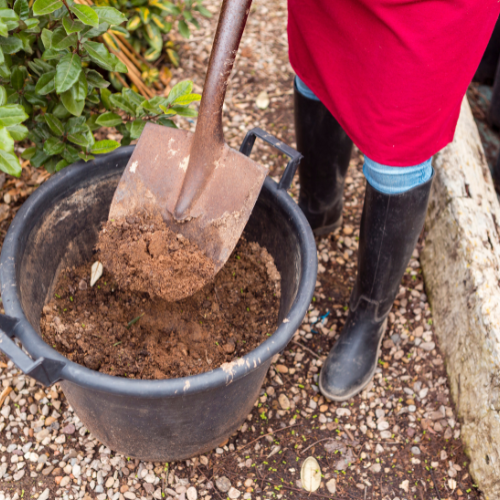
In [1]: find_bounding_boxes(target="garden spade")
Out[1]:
[108,0,267,298]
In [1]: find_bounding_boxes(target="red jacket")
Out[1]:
[288,0,500,166]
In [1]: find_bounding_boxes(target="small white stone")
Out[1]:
[186,487,197,500]
[228,487,241,499]
[38,489,50,500]
[90,261,104,287]
[145,473,156,484]
[326,478,336,494]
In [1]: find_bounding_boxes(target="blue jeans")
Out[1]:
[295,76,433,195]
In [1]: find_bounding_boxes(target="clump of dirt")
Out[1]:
[40,237,281,380]
[97,212,215,302]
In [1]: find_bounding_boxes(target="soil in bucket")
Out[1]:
[39,217,281,380]
[97,212,217,302]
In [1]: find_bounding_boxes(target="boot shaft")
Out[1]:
[350,172,434,319]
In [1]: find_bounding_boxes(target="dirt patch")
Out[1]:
[97,211,216,302]
[40,237,281,380]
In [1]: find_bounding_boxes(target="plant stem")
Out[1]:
[62,0,75,20]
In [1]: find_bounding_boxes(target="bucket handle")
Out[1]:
[0,315,65,387]
[239,127,303,191]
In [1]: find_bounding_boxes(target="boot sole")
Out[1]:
[319,319,388,402]
[313,215,343,237]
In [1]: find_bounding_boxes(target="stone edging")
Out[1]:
[421,97,500,500]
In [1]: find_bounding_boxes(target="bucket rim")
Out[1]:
[0,146,318,397]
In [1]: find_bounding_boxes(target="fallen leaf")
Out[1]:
[256,90,269,110]
[300,456,321,492]
[90,261,103,287]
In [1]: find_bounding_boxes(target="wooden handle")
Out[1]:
[174,0,253,219]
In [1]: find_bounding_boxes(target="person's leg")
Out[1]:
[294,76,353,235]
[319,158,433,401]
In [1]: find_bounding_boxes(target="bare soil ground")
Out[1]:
[0,0,487,499]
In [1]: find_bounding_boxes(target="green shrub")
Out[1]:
[120,0,212,64]
[0,0,200,177]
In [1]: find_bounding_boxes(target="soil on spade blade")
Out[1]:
[97,212,216,302]
[40,237,281,380]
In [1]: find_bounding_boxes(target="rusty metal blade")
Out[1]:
[109,123,268,273]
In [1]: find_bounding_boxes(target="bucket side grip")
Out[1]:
[0,315,65,386]
[239,127,303,191]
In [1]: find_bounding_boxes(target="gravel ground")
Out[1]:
[0,0,486,499]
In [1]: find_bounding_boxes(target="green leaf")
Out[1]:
[65,115,87,134]
[22,18,40,31]
[13,0,29,20]
[129,119,146,139]
[60,88,85,116]
[109,93,136,115]
[136,6,149,23]
[41,28,52,49]
[0,104,27,127]
[21,146,35,159]
[177,19,190,39]
[172,93,201,106]
[43,156,59,173]
[55,158,69,171]
[166,80,193,105]
[35,71,56,95]
[24,90,48,107]
[85,69,109,89]
[73,71,88,101]
[62,15,85,34]
[157,116,177,128]
[10,66,25,91]
[0,47,4,65]
[42,48,66,60]
[0,86,5,106]
[166,48,179,67]
[84,40,126,72]
[144,22,162,51]
[77,151,94,162]
[0,35,22,54]
[67,132,89,147]
[43,136,65,155]
[0,8,19,20]
[170,105,197,117]
[70,4,98,27]
[44,113,64,136]
[90,139,119,154]
[51,25,78,50]
[100,87,112,109]
[55,52,82,94]
[30,148,50,168]
[93,6,126,25]
[12,32,35,55]
[80,21,108,39]
[0,127,14,152]
[196,4,212,18]
[140,95,167,114]
[0,149,21,176]
[144,46,161,62]
[32,0,63,16]
[0,20,7,37]
[126,15,141,30]
[95,112,122,127]
[6,123,28,141]
[122,88,144,107]
[61,144,79,163]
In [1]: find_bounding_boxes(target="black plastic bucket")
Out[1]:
[0,129,317,461]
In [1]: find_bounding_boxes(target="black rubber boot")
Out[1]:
[294,82,353,236]
[319,172,434,401]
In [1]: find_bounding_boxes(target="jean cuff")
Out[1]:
[363,157,433,195]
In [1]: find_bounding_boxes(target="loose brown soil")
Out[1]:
[97,211,216,302]
[40,237,281,380]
